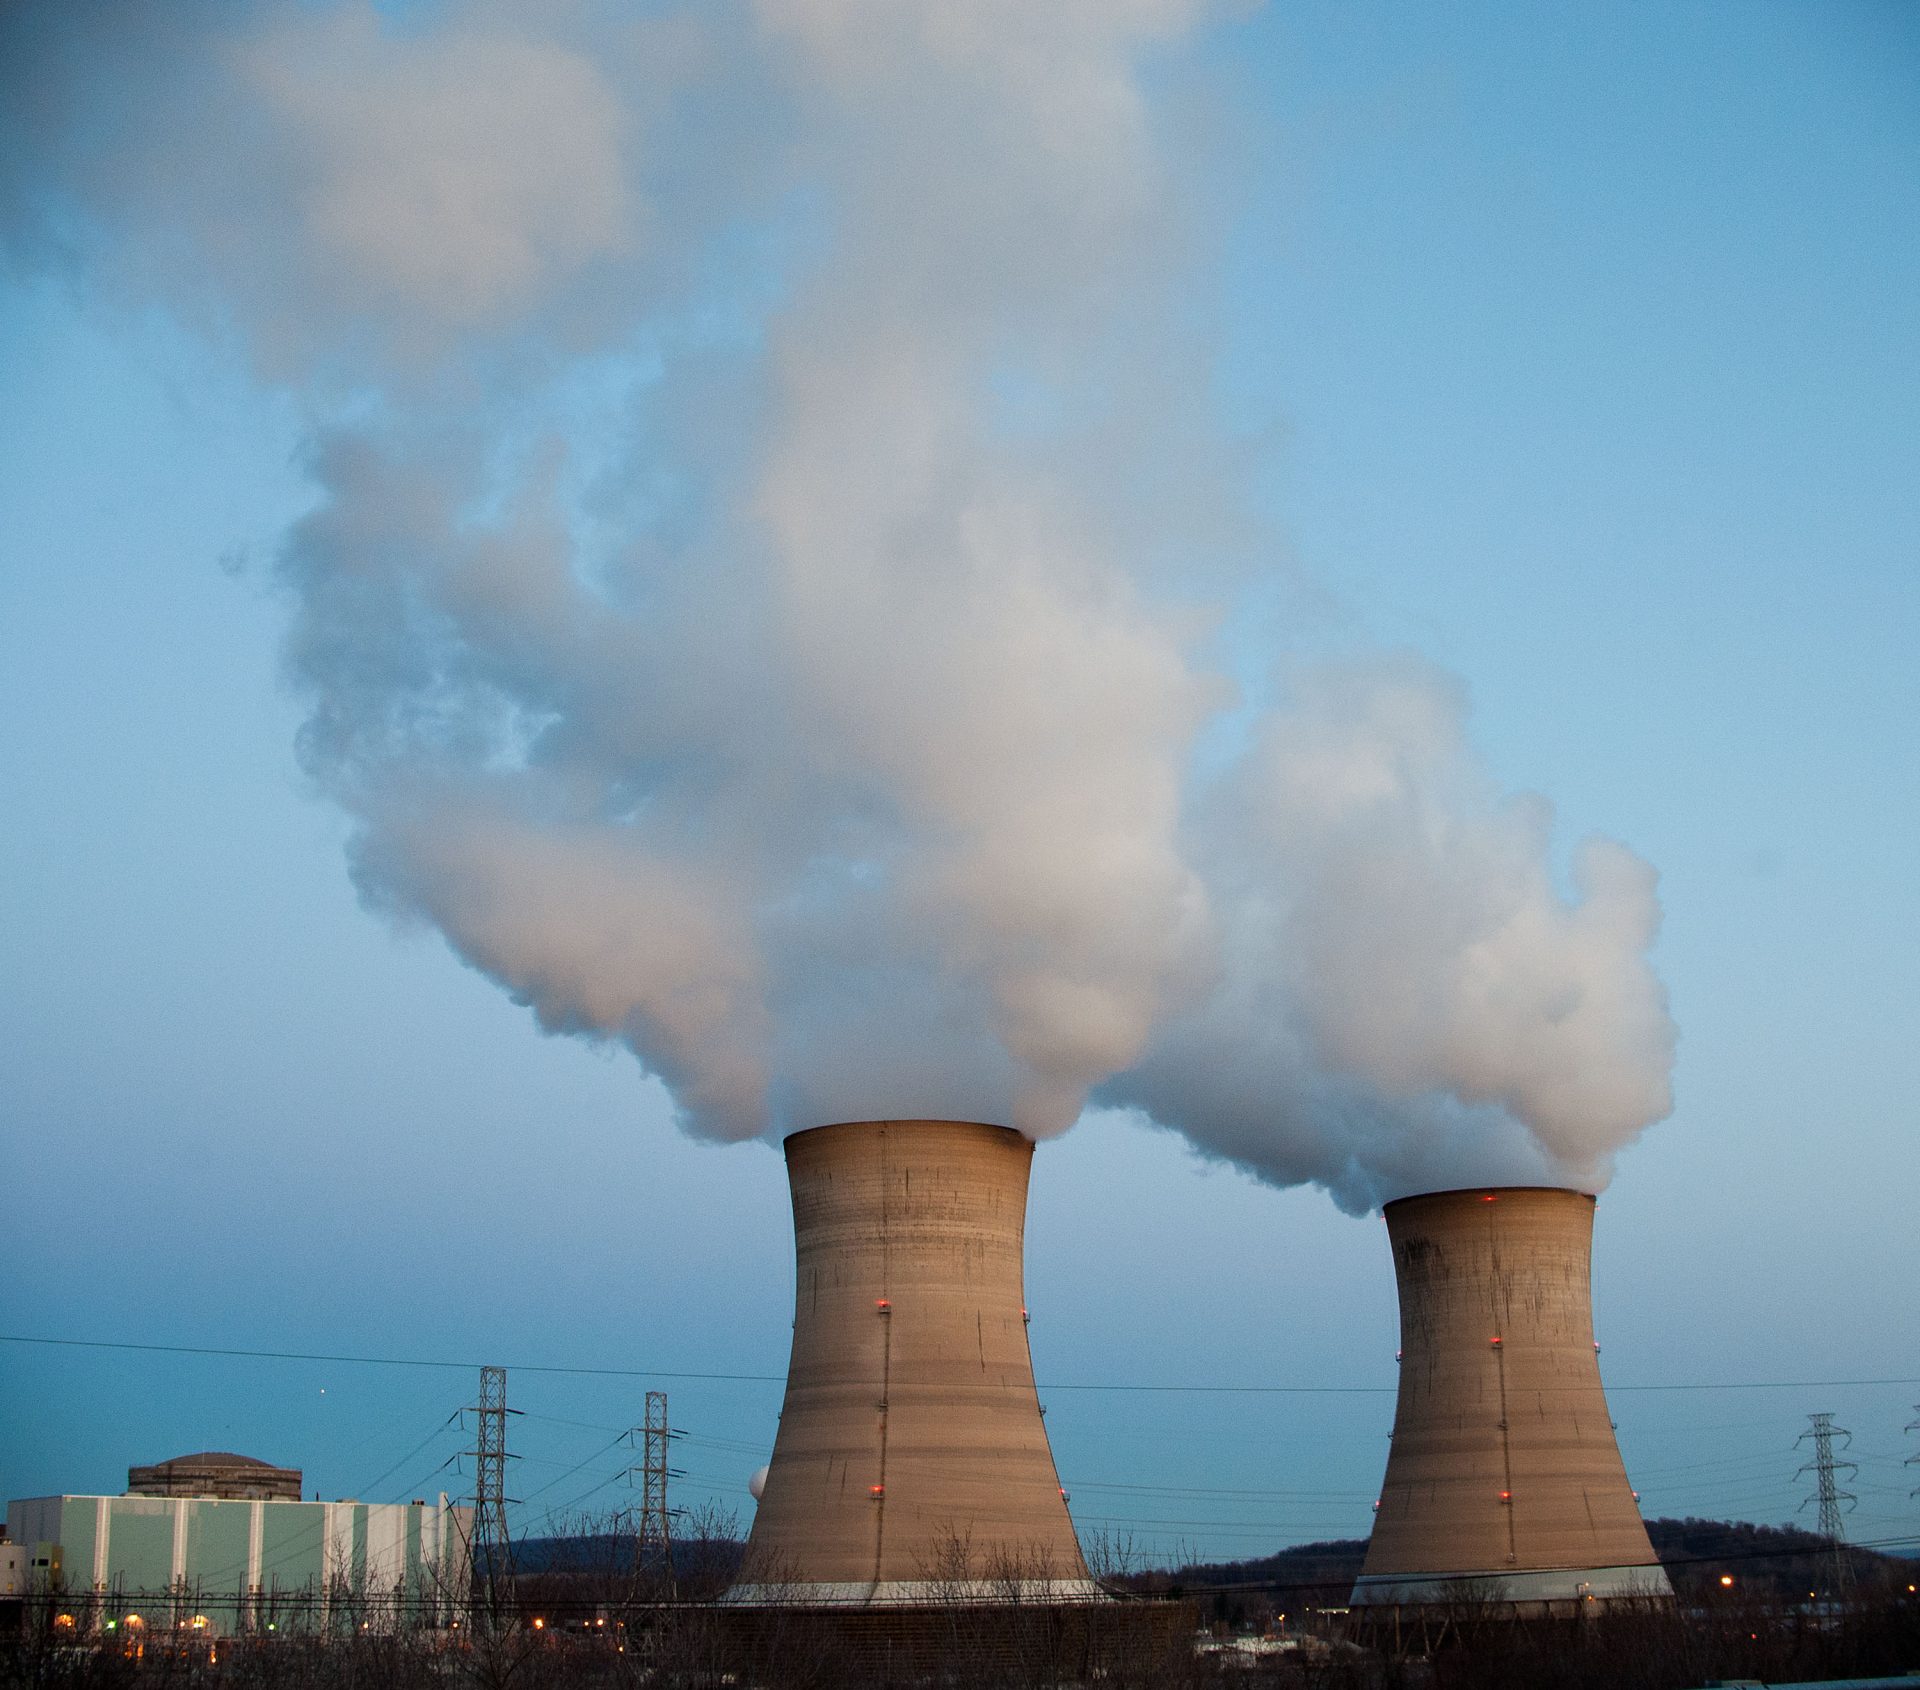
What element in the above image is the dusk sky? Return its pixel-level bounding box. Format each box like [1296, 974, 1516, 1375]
[3, 2, 1916, 1567]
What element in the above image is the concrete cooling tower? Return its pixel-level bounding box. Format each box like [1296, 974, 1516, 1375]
[725, 1119, 1101, 1606]
[1352, 1187, 1673, 1614]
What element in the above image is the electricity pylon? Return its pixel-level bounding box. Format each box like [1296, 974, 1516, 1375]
[632, 1390, 682, 1584]
[469, 1366, 521, 1621]
[1796, 1411, 1857, 1598]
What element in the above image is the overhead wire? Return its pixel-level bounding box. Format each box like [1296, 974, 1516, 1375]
[6, 1332, 1915, 1397]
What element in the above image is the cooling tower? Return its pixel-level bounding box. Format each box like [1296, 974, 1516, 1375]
[725, 1119, 1100, 1606]
[1352, 1187, 1672, 1612]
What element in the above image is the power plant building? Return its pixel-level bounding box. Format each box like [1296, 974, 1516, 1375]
[7, 1463, 471, 1636]
[1352, 1187, 1673, 1614]
[727, 1119, 1100, 1606]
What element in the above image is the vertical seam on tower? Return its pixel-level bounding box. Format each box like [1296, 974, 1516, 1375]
[1495, 1336, 1515, 1564]
[1490, 1201, 1517, 1566]
[872, 1126, 891, 1595]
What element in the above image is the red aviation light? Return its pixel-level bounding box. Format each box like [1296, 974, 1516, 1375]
[1499, 1491, 1512, 1503]
[875, 1299, 891, 1313]
[1482, 1193, 1497, 1203]
[1489, 1336, 1503, 1348]
[870, 1484, 885, 1498]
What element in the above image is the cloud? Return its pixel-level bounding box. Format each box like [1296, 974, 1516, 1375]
[2, 0, 1674, 1198]
[1104, 654, 1674, 1207]
[238, 7, 637, 328]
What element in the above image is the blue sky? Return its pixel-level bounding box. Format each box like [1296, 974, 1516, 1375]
[2, 1, 1916, 1564]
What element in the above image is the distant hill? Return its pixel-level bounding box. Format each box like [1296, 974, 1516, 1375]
[1643, 1517, 1909, 1600]
[499, 1516, 1908, 1615]
[1097, 1536, 1362, 1629]
[507, 1532, 744, 1582]
[1106, 1517, 1912, 1613]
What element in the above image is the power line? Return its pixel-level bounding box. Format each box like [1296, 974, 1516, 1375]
[1066, 1480, 1373, 1501]
[520, 1429, 632, 1510]
[542, 1465, 644, 1524]
[353, 1408, 467, 1503]
[6, 1333, 1916, 1397]
[0, 1333, 783, 1385]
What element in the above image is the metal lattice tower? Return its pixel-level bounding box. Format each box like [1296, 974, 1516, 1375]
[635, 1390, 678, 1580]
[1906, 1403, 1920, 1498]
[470, 1366, 518, 1612]
[1796, 1411, 1858, 1596]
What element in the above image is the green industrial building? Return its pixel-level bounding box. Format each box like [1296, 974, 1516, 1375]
[7, 1460, 472, 1637]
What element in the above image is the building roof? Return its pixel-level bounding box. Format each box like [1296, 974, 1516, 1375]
[148, 1452, 279, 1469]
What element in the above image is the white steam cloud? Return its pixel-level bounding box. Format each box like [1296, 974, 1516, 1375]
[3, 0, 1673, 1208]
[1103, 658, 1674, 1206]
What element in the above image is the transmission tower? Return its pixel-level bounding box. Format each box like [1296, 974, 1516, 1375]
[1906, 1403, 1920, 1498]
[468, 1365, 521, 1617]
[631, 1390, 684, 1585]
[1795, 1411, 1857, 1598]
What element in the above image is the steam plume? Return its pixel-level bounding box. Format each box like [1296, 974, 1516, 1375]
[2, 1, 1673, 1205]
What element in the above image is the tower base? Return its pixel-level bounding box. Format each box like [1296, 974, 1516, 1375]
[720, 1577, 1105, 1607]
[708, 1596, 1194, 1681]
[1350, 1562, 1674, 1610]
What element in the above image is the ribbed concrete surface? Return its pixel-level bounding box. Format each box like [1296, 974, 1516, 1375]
[729, 1120, 1097, 1605]
[1354, 1187, 1670, 1606]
